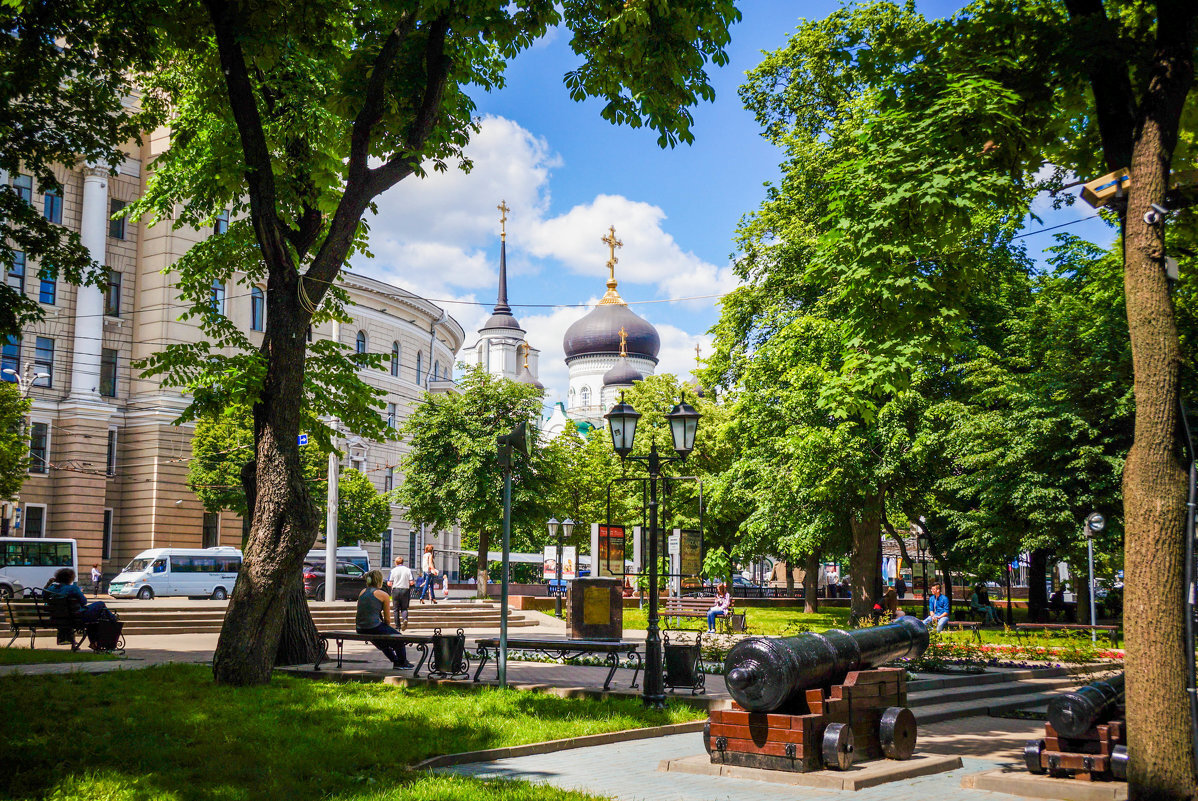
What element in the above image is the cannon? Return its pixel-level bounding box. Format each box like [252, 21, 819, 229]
[723, 616, 929, 713]
[1025, 672, 1126, 781]
[706, 617, 929, 773]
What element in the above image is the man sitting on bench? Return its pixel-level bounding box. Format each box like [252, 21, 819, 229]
[923, 583, 949, 633]
[45, 568, 117, 623]
[707, 583, 732, 633]
[356, 570, 412, 670]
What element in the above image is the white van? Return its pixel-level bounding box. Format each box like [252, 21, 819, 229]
[108, 546, 242, 600]
[305, 545, 369, 573]
[0, 537, 78, 593]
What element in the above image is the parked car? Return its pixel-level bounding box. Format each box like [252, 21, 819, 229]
[302, 560, 368, 601]
[0, 570, 25, 599]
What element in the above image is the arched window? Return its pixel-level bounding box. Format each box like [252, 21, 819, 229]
[433, 360, 440, 381]
[355, 330, 367, 355]
[580, 386, 590, 407]
[250, 287, 264, 331]
[415, 351, 423, 386]
[390, 341, 400, 377]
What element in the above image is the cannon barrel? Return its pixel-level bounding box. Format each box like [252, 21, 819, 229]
[723, 616, 929, 712]
[1047, 673, 1124, 738]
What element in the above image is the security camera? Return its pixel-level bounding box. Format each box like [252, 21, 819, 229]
[1144, 203, 1170, 226]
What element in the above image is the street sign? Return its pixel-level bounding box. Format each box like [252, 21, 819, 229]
[667, 533, 680, 555]
[298, 433, 308, 446]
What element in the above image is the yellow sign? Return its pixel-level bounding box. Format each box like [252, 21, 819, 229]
[583, 586, 609, 625]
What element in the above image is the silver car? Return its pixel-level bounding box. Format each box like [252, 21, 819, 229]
[0, 571, 25, 599]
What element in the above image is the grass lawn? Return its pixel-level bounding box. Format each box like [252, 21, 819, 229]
[0, 663, 700, 801]
[0, 648, 119, 665]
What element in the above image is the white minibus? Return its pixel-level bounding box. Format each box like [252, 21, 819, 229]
[0, 537, 78, 593]
[108, 546, 242, 600]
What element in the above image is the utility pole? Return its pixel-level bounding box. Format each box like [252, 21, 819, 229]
[325, 319, 341, 602]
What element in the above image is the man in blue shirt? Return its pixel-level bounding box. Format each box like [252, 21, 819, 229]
[45, 568, 117, 623]
[923, 583, 950, 632]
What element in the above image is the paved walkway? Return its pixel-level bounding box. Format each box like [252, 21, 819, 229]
[446, 732, 1025, 801]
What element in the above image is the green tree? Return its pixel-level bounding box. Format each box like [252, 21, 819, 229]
[335, 468, 390, 547]
[725, 4, 1195, 788]
[394, 367, 552, 591]
[0, 1, 163, 337]
[125, 0, 739, 686]
[0, 382, 30, 503]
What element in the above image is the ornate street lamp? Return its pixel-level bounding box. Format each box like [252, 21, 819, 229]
[915, 529, 930, 619]
[546, 517, 575, 619]
[604, 392, 700, 708]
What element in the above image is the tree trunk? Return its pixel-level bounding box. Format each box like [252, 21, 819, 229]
[212, 278, 320, 685]
[848, 495, 883, 622]
[784, 562, 795, 598]
[1027, 549, 1050, 624]
[803, 551, 820, 614]
[274, 580, 322, 666]
[1122, 33, 1193, 795]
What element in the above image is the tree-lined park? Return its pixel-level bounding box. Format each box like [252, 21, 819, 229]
[1, 1, 1195, 799]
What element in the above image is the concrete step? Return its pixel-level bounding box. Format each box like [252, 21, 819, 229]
[914, 689, 1068, 725]
[908, 675, 1081, 707]
[119, 619, 540, 636]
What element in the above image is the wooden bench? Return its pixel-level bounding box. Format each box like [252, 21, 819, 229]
[473, 637, 642, 692]
[5, 594, 87, 650]
[944, 620, 982, 643]
[316, 628, 470, 679]
[663, 597, 746, 634]
[1015, 623, 1119, 647]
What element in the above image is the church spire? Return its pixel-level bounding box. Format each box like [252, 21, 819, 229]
[493, 200, 513, 316]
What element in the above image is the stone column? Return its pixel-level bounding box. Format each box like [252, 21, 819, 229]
[70, 164, 114, 399]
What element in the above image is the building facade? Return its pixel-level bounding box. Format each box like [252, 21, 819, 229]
[2, 137, 466, 579]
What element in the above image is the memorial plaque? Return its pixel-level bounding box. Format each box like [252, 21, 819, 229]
[568, 577, 622, 640]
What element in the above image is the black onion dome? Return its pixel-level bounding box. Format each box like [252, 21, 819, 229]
[603, 357, 642, 387]
[516, 364, 544, 392]
[563, 304, 660, 362]
[482, 312, 524, 332]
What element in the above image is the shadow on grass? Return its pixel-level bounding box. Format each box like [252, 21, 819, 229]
[0, 664, 687, 801]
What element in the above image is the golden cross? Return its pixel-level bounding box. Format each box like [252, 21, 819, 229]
[695, 343, 702, 366]
[618, 326, 628, 357]
[602, 225, 623, 281]
[522, 342, 531, 369]
[498, 200, 510, 240]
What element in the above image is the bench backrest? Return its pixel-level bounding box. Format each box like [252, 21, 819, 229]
[5, 598, 50, 628]
[664, 597, 736, 612]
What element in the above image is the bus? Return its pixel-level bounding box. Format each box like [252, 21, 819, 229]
[108, 546, 242, 600]
[0, 537, 78, 594]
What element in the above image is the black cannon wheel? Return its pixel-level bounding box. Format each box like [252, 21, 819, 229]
[879, 706, 917, 760]
[1024, 739, 1046, 775]
[821, 723, 855, 771]
[1111, 744, 1128, 780]
[703, 720, 712, 755]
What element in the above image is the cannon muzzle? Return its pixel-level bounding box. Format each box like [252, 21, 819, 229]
[1047, 673, 1124, 738]
[722, 616, 928, 712]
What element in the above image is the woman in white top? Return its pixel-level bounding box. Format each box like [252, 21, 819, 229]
[707, 583, 732, 633]
[419, 544, 438, 604]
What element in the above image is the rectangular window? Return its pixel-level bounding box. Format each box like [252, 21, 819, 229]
[250, 287, 264, 331]
[12, 174, 32, 204]
[202, 512, 220, 548]
[106, 427, 118, 476]
[213, 210, 229, 235]
[2, 335, 19, 380]
[210, 279, 225, 316]
[104, 269, 121, 316]
[409, 529, 418, 567]
[102, 509, 113, 560]
[100, 348, 117, 397]
[33, 337, 53, 387]
[386, 402, 396, 429]
[7, 251, 24, 293]
[23, 504, 45, 537]
[381, 529, 392, 569]
[29, 422, 48, 473]
[109, 199, 127, 239]
[43, 188, 62, 223]
[38, 266, 55, 305]
[384, 467, 394, 493]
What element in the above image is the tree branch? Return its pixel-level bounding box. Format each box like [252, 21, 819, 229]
[204, 0, 293, 274]
[347, 12, 418, 187]
[1063, 0, 1137, 171]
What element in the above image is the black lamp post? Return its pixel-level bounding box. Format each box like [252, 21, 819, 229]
[916, 531, 930, 619]
[547, 517, 574, 619]
[605, 392, 700, 709]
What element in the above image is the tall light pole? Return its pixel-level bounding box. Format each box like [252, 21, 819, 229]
[605, 392, 700, 709]
[325, 318, 341, 602]
[2, 366, 49, 536]
[1084, 512, 1105, 642]
[496, 421, 530, 688]
[547, 517, 574, 619]
[915, 530, 930, 619]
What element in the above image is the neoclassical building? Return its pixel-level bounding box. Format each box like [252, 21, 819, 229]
[1, 138, 466, 578]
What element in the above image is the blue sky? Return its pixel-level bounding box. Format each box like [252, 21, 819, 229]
[350, 1, 1117, 406]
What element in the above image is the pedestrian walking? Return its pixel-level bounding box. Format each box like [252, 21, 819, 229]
[387, 556, 413, 630]
[356, 569, 412, 670]
[895, 576, 907, 599]
[419, 544, 438, 604]
[90, 564, 102, 597]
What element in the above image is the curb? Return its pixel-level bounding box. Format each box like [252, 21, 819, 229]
[414, 719, 706, 770]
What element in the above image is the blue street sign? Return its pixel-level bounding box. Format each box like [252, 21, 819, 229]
[298, 434, 308, 446]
